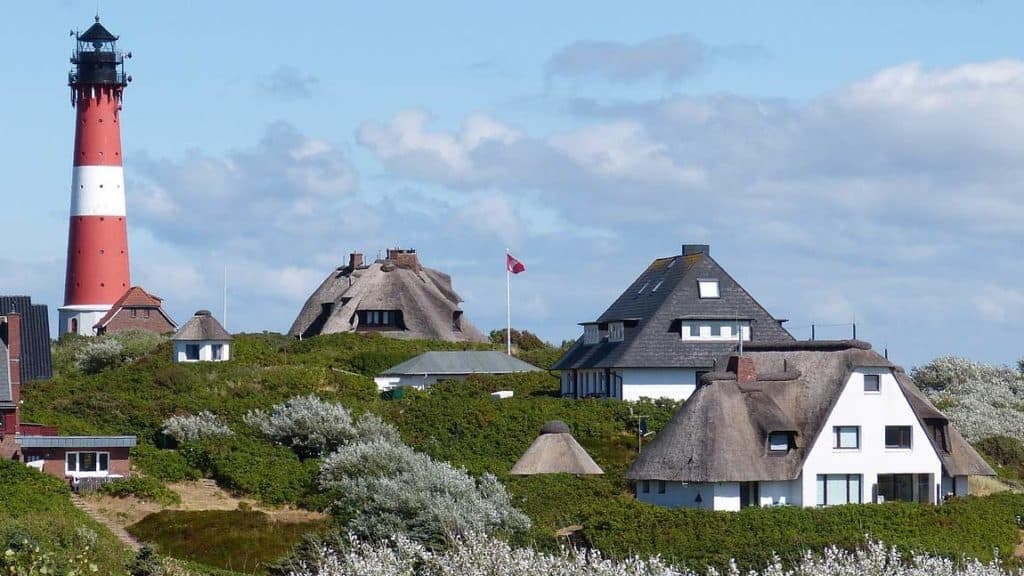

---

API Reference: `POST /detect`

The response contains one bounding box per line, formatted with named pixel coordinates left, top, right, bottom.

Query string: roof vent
left=540, top=420, right=571, bottom=435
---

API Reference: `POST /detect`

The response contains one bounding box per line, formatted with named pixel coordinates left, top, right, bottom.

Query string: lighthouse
left=58, top=17, right=132, bottom=336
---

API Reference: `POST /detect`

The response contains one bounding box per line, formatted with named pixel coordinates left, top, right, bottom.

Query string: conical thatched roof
left=173, top=310, right=231, bottom=342
left=289, top=250, right=486, bottom=343
left=510, top=421, right=604, bottom=476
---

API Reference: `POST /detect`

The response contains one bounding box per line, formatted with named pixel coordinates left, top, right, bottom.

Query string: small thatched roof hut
left=510, top=421, right=604, bottom=476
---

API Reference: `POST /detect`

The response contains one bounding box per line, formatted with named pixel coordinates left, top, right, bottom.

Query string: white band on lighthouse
left=70, top=165, right=127, bottom=216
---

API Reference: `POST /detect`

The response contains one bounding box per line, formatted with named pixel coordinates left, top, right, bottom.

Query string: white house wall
left=800, top=368, right=942, bottom=506
left=637, top=481, right=713, bottom=510
left=173, top=341, right=231, bottom=363
left=713, top=482, right=741, bottom=511
left=758, top=480, right=801, bottom=507
left=621, top=368, right=697, bottom=401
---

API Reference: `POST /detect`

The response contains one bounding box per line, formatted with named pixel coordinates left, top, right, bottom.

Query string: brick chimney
left=349, top=253, right=364, bottom=269
left=682, top=244, right=710, bottom=256
left=386, top=248, right=421, bottom=270
left=728, top=354, right=757, bottom=383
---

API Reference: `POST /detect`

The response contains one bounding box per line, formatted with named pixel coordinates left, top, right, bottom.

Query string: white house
left=172, top=310, right=232, bottom=363
left=626, top=340, right=994, bottom=510
left=374, top=351, right=540, bottom=391
left=552, top=244, right=793, bottom=402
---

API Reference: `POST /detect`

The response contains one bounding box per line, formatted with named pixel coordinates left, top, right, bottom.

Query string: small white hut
left=172, top=310, right=232, bottom=363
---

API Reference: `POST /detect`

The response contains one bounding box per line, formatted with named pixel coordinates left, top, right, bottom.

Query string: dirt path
left=81, top=479, right=326, bottom=529
left=71, top=493, right=143, bottom=552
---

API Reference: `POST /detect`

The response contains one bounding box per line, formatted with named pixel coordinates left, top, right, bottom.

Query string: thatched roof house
left=510, top=421, right=604, bottom=476
left=626, top=340, right=993, bottom=511
left=172, top=310, right=231, bottom=363
left=289, top=249, right=486, bottom=343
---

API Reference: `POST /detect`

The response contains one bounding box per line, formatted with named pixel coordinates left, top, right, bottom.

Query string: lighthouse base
left=58, top=305, right=112, bottom=337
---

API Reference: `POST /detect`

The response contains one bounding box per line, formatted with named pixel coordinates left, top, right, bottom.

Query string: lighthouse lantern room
left=59, top=17, right=133, bottom=336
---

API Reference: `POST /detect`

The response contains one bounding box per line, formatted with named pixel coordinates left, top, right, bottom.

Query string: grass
left=128, top=510, right=328, bottom=574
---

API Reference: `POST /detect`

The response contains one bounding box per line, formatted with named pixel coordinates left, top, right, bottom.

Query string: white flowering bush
left=245, top=395, right=397, bottom=457
left=161, top=411, right=233, bottom=444
left=319, top=440, right=530, bottom=544
left=914, top=356, right=1024, bottom=441
left=75, top=338, right=125, bottom=374
left=283, top=535, right=1018, bottom=576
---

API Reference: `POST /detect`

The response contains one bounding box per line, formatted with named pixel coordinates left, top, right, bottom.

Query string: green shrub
left=99, top=476, right=181, bottom=506
left=976, top=435, right=1024, bottom=482
left=132, top=444, right=202, bottom=482
left=183, top=436, right=319, bottom=506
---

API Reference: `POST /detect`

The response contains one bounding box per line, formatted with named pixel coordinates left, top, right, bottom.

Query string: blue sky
left=3, top=1, right=1024, bottom=369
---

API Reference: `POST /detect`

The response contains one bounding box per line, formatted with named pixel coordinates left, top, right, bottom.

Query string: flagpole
left=506, top=249, right=512, bottom=355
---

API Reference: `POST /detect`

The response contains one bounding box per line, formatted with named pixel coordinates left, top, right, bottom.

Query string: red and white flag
left=506, top=253, right=526, bottom=274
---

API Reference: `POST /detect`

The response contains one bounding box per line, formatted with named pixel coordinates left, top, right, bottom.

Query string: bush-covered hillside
left=0, top=459, right=132, bottom=574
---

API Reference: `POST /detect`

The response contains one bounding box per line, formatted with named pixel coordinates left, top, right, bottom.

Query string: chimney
left=386, top=248, right=421, bottom=270
left=349, top=253, right=364, bottom=269
left=728, top=354, right=757, bottom=383
left=4, top=312, right=21, bottom=408
left=682, top=244, right=710, bottom=257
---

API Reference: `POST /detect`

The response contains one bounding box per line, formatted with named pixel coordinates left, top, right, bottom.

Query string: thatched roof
left=288, top=250, right=486, bottom=343
left=554, top=244, right=793, bottom=371
left=510, top=421, right=604, bottom=475
left=173, top=310, right=231, bottom=342
left=626, top=340, right=993, bottom=483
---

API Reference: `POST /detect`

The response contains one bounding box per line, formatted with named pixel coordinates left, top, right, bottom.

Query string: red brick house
left=1, top=313, right=135, bottom=485
left=94, top=286, right=177, bottom=336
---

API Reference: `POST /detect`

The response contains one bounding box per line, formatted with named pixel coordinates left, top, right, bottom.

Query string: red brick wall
left=102, top=308, right=176, bottom=335
left=23, top=446, right=131, bottom=479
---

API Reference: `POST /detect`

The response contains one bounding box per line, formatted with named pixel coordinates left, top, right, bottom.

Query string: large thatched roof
left=554, top=244, right=793, bottom=371
left=289, top=250, right=486, bottom=343
left=510, top=421, right=604, bottom=475
left=626, top=340, right=993, bottom=483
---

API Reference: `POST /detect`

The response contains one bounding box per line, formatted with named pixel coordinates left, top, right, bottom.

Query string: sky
left=3, top=1, right=1024, bottom=369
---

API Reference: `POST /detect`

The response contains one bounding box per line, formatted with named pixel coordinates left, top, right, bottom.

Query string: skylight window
left=666, top=257, right=677, bottom=268
left=637, top=281, right=650, bottom=295
left=698, top=279, right=720, bottom=298
left=651, top=280, right=664, bottom=292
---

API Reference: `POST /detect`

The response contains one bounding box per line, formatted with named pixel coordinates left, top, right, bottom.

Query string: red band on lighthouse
left=59, top=18, right=132, bottom=336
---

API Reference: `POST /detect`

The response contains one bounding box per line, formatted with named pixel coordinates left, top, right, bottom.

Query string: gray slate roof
left=173, top=310, right=232, bottom=342
left=0, top=297, right=52, bottom=382
left=289, top=254, right=486, bottom=343
left=382, top=351, right=541, bottom=376
left=510, top=421, right=604, bottom=475
left=626, top=341, right=994, bottom=483
left=18, top=435, right=137, bottom=449
left=553, top=245, right=792, bottom=370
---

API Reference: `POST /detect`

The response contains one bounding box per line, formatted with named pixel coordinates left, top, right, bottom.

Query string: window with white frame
left=185, top=344, right=200, bottom=361
left=885, top=425, right=912, bottom=449
left=768, top=432, right=790, bottom=452
left=609, top=322, right=624, bottom=342
left=583, top=324, right=599, bottom=345
left=698, top=279, right=720, bottom=298
left=65, top=451, right=110, bottom=475
left=864, top=374, right=880, bottom=393
left=211, top=344, right=223, bottom=361
left=833, top=426, right=860, bottom=449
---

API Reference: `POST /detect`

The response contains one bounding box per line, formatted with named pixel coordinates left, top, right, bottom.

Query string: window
left=657, top=480, right=666, bottom=494
left=864, top=374, right=880, bottom=392
left=816, top=474, right=862, bottom=506
left=130, top=308, right=138, bottom=318
left=65, top=452, right=110, bottom=475
left=583, top=324, right=599, bottom=345
left=877, top=473, right=929, bottom=503
left=609, top=322, right=624, bottom=342
left=651, top=280, right=664, bottom=292
left=144, top=309, right=151, bottom=319
left=720, top=325, right=732, bottom=338
left=641, top=480, right=650, bottom=494
left=833, top=426, right=860, bottom=449
left=710, top=325, right=722, bottom=337
left=885, top=425, right=912, bottom=449
left=768, top=432, right=790, bottom=452
left=185, top=344, right=200, bottom=361
left=637, top=281, right=650, bottom=295
left=211, top=344, right=223, bottom=361
left=698, top=279, right=720, bottom=298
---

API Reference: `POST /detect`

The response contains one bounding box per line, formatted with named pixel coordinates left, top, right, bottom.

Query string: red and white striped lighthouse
left=59, top=17, right=133, bottom=336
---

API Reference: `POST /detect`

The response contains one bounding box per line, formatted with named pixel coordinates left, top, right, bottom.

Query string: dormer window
left=609, top=322, right=624, bottom=342
left=583, top=324, right=599, bottom=345
left=698, top=279, right=720, bottom=298
left=768, top=432, right=791, bottom=452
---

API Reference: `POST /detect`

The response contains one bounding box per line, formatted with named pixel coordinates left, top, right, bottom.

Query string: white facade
left=637, top=368, right=964, bottom=510
left=58, top=305, right=110, bottom=336
left=173, top=340, right=231, bottom=363
left=374, top=373, right=450, bottom=391
left=561, top=368, right=698, bottom=401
